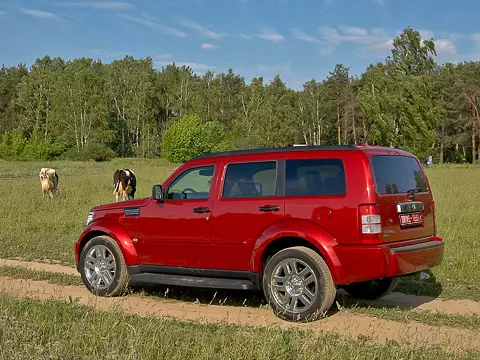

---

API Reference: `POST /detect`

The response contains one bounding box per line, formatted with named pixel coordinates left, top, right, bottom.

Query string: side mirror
left=152, top=185, right=164, bottom=202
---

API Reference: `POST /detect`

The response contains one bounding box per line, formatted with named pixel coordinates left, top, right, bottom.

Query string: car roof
left=191, top=145, right=357, bottom=160
left=190, top=144, right=413, bottom=162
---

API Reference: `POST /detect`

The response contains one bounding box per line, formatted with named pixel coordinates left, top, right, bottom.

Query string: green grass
left=0, top=293, right=477, bottom=360
left=0, top=160, right=478, bottom=301
left=0, top=266, right=82, bottom=286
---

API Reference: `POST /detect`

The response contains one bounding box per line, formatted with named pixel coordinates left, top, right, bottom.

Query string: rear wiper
left=405, top=188, right=422, bottom=199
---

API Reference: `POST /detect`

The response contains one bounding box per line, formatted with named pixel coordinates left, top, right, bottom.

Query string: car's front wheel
left=343, top=277, right=399, bottom=300
left=79, top=235, right=128, bottom=296
left=262, top=246, right=336, bottom=322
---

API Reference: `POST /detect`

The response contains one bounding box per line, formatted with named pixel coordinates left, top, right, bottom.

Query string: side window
left=167, top=165, right=215, bottom=200
left=222, top=161, right=277, bottom=199
left=286, top=159, right=346, bottom=196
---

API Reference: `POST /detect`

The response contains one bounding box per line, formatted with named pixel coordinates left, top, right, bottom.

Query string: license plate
left=399, top=212, right=423, bottom=226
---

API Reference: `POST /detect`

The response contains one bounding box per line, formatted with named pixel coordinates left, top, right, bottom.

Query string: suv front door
left=211, top=159, right=285, bottom=271
left=138, top=165, right=216, bottom=268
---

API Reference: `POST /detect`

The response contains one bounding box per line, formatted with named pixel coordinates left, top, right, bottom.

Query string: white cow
left=39, top=168, right=59, bottom=198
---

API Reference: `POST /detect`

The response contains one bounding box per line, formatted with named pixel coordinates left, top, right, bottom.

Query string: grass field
left=0, top=159, right=480, bottom=358
left=0, top=159, right=478, bottom=300
left=0, top=292, right=477, bottom=360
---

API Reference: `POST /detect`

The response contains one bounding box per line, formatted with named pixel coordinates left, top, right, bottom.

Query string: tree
left=358, top=28, right=441, bottom=153
left=162, top=115, right=231, bottom=163
left=0, top=64, right=28, bottom=135
left=15, top=56, right=64, bottom=140
left=51, top=58, right=109, bottom=151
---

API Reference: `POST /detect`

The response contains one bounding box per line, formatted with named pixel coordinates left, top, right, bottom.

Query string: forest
left=0, top=27, right=479, bottom=164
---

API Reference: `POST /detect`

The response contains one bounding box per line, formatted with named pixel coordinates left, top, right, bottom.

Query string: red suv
left=75, top=145, right=444, bottom=322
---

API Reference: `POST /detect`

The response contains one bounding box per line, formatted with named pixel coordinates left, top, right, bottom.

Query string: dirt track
left=2, top=258, right=480, bottom=317
left=0, top=275, right=479, bottom=353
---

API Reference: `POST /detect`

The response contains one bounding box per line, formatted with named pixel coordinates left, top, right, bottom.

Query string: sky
left=1, top=0, right=480, bottom=89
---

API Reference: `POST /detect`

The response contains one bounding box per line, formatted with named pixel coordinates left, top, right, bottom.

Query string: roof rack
left=192, top=144, right=358, bottom=160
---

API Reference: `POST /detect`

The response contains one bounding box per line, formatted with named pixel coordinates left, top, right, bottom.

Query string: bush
left=0, top=131, right=66, bottom=160
left=63, top=143, right=117, bottom=162
left=162, top=115, right=232, bottom=163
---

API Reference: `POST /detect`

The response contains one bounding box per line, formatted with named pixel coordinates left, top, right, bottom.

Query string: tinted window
left=286, top=159, right=346, bottom=196
left=371, top=156, right=427, bottom=194
left=167, top=165, right=215, bottom=200
left=223, top=161, right=277, bottom=199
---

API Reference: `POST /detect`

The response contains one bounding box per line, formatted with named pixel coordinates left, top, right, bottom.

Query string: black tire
left=343, top=277, right=399, bottom=300
left=79, top=235, right=129, bottom=297
left=262, top=246, right=336, bottom=322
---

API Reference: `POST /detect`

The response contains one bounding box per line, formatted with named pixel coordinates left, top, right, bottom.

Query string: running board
left=129, top=273, right=257, bottom=291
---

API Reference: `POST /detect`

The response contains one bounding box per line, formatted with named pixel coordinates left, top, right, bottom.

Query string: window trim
left=284, top=158, right=347, bottom=198
left=369, top=155, right=429, bottom=196
left=166, top=164, right=216, bottom=201
left=220, top=160, right=280, bottom=200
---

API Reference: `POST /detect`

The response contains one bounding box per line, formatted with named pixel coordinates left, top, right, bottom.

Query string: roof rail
left=191, top=144, right=358, bottom=160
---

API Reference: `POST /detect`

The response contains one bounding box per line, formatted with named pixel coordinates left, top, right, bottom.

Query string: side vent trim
left=124, top=207, right=140, bottom=217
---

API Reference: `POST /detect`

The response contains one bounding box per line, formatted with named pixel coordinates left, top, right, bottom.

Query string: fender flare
left=77, top=217, right=140, bottom=266
left=250, top=219, right=347, bottom=284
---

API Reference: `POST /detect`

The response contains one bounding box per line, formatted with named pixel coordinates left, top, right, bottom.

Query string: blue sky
left=1, top=0, right=480, bottom=89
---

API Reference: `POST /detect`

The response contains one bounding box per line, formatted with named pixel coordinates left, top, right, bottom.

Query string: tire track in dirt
left=1, top=258, right=480, bottom=317
left=0, top=259, right=78, bottom=276
left=0, top=276, right=479, bottom=353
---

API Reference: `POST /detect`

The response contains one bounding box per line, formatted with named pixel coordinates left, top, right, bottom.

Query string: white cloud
left=91, top=49, right=129, bottom=57
left=258, top=28, right=285, bottom=42
left=319, top=26, right=388, bottom=44
left=369, top=39, right=393, bottom=51
left=201, top=43, right=218, bottom=50
left=0, top=11, right=4, bottom=16
left=176, top=17, right=226, bottom=39
left=253, top=62, right=292, bottom=76
left=319, top=46, right=335, bottom=56
left=341, top=26, right=369, bottom=36
left=20, top=8, right=66, bottom=21
left=153, top=54, right=173, bottom=59
left=418, top=29, right=434, bottom=40
left=471, top=33, right=480, bottom=47
left=434, top=39, right=456, bottom=56
left=156, top=61, right=217, bottom=71
left=117, top=13, right=186, bottom=37
left=290, top=28, right=320, bottom=43
left=58, top=2, right=132, bottom=9
left=372, top=0, right=386, bottom=6
left=238, top=33, right=252, bottom=39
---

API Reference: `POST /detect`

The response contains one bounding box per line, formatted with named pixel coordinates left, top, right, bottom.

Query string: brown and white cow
left=39, top=168, right=59, bottom=198
left=113, top=168, right=136, bottom=202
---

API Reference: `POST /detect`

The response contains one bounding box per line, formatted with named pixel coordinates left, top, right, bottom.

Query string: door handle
left=193, top=207, right=210, bottom=213
left=259, top=205, right=279, bottom=212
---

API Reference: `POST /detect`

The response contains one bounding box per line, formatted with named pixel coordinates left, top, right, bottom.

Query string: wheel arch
left=76, top=218, right=140, bottom=267
left=251, top=220, right=347, bottom=284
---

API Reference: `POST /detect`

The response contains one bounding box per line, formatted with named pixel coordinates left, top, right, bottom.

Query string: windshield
left=371, top=155, right=427, bottom=195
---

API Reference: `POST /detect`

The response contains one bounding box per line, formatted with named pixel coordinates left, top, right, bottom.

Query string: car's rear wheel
left=79, top=235, right=128, bottom=296
left=262, top=246, right=336, bottom=322
left=343, top=277, right=399, bottom=300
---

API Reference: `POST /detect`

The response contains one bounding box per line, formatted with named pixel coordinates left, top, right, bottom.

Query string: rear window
left=371, top=155, right=427, bottom=194
left=286, top=159, right=346, bottom=196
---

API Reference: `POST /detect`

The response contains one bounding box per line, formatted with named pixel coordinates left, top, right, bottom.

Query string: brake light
left=359, top=204, right=382, bottom=244
left=431, top=200, right=436, bottom=235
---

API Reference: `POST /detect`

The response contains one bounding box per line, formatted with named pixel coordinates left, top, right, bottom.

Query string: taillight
left=431, top=200, right=436, bottom=235
left=359, top=204, right=382, bottom=244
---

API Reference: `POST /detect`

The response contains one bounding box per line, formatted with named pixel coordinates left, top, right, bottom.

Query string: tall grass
left=0, top=293, right=476, bottom=360
left=0, top=160, right=478, bottom=300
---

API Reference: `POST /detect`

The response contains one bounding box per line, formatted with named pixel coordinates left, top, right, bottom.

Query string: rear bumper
left=334, top=236, right=444, bottom=284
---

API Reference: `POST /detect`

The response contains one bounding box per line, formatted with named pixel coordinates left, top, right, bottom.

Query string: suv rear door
left=211, top=158, right=284, bottom=271
left=370, top=154, right=435, bottom=243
